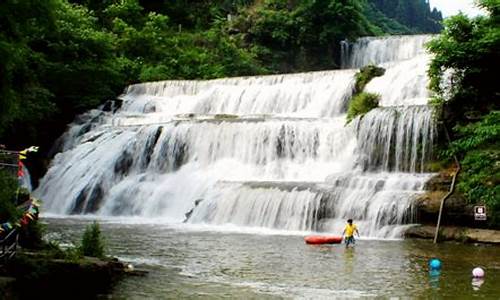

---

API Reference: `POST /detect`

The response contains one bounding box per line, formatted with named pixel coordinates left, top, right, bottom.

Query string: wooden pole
left=433, top=125, right=461, bottom=243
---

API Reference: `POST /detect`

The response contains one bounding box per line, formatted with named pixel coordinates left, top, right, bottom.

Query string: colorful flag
left=17, top=161, right=24, bottom=177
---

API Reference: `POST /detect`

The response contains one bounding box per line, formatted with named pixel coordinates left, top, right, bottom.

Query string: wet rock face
left=184, top=199, right=203, bottom=222
left=71, top=187, right=88, bottom=214
left=140, top=126, right=163, bottom=170
left=424, top=172, right=453, bottom=191
left=414, top=170, right=495, bottom=229
left=71, top=183, right=105, bottom=214
left=414, top=190, right=475, bottom=226
left=114, top=150, right=134, bottom=177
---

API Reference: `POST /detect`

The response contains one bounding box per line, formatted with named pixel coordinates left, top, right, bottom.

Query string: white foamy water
left=35, top=35, right=437, bottom=238
left=341, top=34, right=434, bottom=68
left=365, top=55, right=431, bottom=106
left=120, top=69, right=356, bottom=117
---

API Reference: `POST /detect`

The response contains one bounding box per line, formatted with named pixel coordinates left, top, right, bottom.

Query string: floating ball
left=472, top=267, right=485, bottom=278
left=429, top=258, right=442, bottom=270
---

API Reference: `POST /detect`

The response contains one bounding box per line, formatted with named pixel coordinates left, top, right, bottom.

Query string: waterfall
left=340, top=34, right=434, bottom=69
left=35, top=35, right=437, bottom=238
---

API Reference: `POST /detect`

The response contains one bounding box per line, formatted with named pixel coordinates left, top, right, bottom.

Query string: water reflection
left=343, top=248, right=355, bottom=275
left=428, top=269, right=441, bottom=289
left=471, top=278, right=485, bottom=291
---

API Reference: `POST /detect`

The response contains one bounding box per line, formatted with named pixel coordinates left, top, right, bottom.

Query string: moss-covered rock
left=346, top=92, right=380, bottom=123
left=354, top=65, right=385, bottom=93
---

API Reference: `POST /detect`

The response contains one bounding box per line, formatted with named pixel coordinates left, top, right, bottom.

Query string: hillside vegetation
left=427, top=0, right=500, bottom=225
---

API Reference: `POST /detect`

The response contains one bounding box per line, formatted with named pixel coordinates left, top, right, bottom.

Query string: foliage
left=0, top=169, right=21, bottom=222
left=346, top=92, right=380, bottom=123
left=368, top=0, right=443, bottom=34
left=0, top=0, right=123, bottom=149
left=231, top=0, right=377, bottom=72
left=345, top=65, right=384, bottom=123
left=80, top=221, right=105, bottom=258
left=361, top=2, right=412, bottom=35
left=428, top=1, right=500, bottom=225
left=446, top=112, right=500, bottom=224
left=427, top=3, right=500, bottom=125
left=44, top=241, right=83, bottom=261
left=354, top=65, right=385, bottom=93
left=458, top=150, right=499, bottom=213
left=445, top=111, right=500, bottom=157
left=19, top=220, right=45, bottom=249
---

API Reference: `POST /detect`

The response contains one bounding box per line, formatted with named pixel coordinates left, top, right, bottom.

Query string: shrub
left=346, top=92, right=380, bottom=123
left=45, top=241, right=83, bottom=261
left=80, top=221, right=106, bottom=258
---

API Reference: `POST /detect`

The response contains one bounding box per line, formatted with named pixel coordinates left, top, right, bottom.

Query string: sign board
left=474, top=206, right=487, bottom=221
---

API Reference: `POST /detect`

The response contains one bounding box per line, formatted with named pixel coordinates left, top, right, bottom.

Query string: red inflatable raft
left=304, top=235, right=343, bottom=245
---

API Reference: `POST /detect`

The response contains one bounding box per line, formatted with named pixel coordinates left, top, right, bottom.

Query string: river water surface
left=45, top=217, right=500, bottom=299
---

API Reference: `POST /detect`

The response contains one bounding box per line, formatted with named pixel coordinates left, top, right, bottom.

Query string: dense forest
left=368, top=0, right=442, bottom=33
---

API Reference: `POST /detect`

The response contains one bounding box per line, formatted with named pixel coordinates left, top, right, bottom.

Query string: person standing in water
left=342, top=219, right=360, bottom=248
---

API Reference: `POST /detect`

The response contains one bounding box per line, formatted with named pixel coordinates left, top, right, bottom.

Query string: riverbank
left=0, top=250, right=145, bottom=298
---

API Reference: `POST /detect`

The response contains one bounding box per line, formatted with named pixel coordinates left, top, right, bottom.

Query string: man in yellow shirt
left=342, top=219, right=360, bottom=248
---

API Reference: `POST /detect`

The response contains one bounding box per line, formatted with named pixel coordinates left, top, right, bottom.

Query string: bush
left=80, top=221, right=105, bottom=258
left=346, top=92, right=380, bottom=123
left=44, top=241, right=83, bottom=261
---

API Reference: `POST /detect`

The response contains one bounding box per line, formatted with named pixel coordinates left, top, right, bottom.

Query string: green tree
left=368, top=0, right=442, bottom=33
left=232, top=0, right=377, bottom=72
left=427, top=4, right=500, bottom=125
left=0, top=0, right=124, bottom=149
left=80, top=221, right=105, bottom=258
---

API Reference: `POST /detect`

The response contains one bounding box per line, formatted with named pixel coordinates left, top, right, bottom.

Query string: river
left=45, top=217, right=500, bottom=299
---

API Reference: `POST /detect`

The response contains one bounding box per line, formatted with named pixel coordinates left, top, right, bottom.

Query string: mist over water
left=36, top=35, right=437, bottom=238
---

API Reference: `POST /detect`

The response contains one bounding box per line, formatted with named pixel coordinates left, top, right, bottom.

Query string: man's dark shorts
left=345, top=236, right=355, bottom=246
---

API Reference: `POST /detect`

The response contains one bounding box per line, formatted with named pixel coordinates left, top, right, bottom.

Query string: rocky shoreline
left=405, top=225, right=500, bottom=244
left=0, top=251, right=145, bottom=299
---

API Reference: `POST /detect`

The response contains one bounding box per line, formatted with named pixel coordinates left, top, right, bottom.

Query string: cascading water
left=340, top=34, right=433, bottom=69
left=35, top=35, right=437, bottom=238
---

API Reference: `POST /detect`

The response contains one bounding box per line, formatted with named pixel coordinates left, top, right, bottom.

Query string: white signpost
left=474, top=206, right=487, bottom=221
